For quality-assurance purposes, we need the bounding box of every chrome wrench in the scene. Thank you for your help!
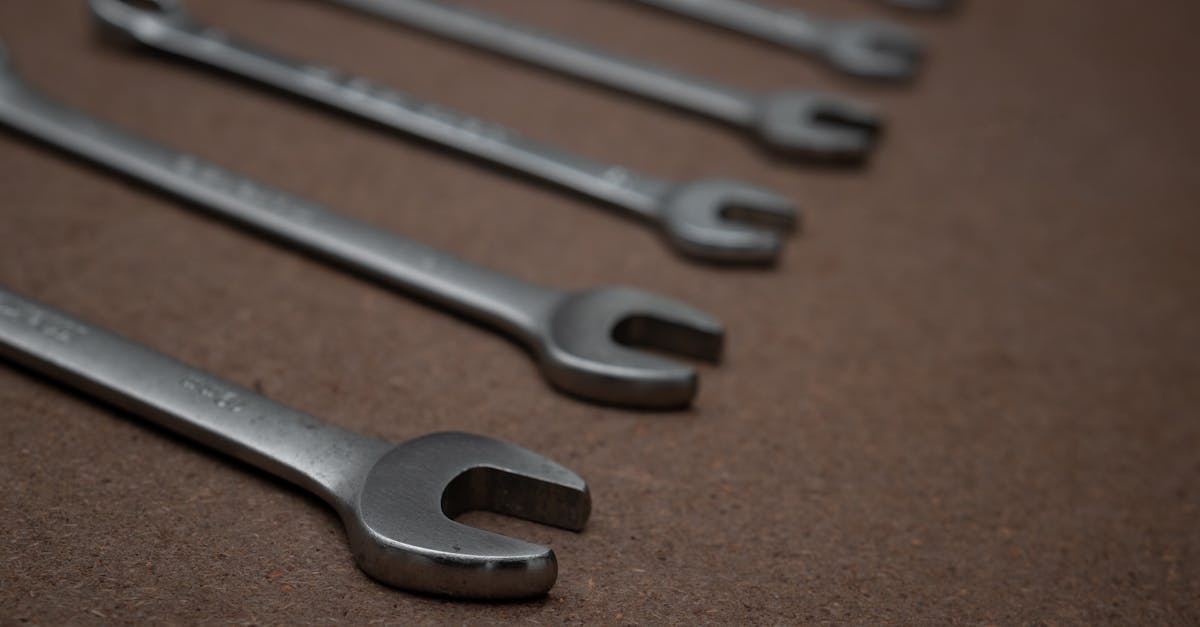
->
[0,284,590,599]
[0,43,723,409]
[634,0,922,81]
[304,0,881,160]
[90,0,798,264]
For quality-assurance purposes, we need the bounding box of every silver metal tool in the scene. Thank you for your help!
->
[635,0,922,81]
[89,0,798,264]
[0,284,590,599]
[0,44,722,408]
[305,0,880,160]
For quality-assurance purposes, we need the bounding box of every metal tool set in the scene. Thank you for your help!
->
[0,0,952,600]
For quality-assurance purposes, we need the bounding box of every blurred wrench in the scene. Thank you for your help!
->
[90,0,798,264]
[0,44,722,408]
[307,0,881,160]
[0,285,590,599]
[635,0,922,81]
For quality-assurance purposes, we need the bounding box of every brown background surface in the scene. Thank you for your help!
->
[1,0,1198,624]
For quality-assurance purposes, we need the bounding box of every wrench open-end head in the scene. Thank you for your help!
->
[820,20,922,81]
[755,91,882,160]
[536,287,723,408]
[657,179,797,263]
[346,432,590,598]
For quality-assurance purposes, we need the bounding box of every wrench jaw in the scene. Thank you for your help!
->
[343,432,590,599]
[822,21,923,81]
[659,179,799,265]
[536,287,724,408]
[754,91,882,162]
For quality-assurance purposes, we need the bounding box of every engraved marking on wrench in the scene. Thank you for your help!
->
[298,64,509,141]
[0,296,90,343]
[172,155,318,223]
[293,64,645,194]
[180,374,245,412]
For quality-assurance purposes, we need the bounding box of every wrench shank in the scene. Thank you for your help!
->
[637,0,823,52]
[328,0,758,126]
[139,18,672,219]
[0,286,388,505]
[0,76,560,344]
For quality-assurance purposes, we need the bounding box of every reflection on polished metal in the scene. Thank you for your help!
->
[0,285,591,599]
[0,43,723,408]
[305,0,881,159]
[88,0,799,264]
[636,0,922,81]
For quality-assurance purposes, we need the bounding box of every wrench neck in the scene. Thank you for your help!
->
[638,0,825,53]
[594,174,674,221]
[344,239,567,345]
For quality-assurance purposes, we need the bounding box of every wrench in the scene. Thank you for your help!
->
[0,44,722,409]
[303,0,881,160]
[634,0,922,81]
[90,0,798,265]
[0,285,590,599]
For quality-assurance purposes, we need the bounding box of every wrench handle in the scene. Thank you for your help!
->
[0,285,388,504]
[326,0,758,126]
[0,65,560,343]
[94,8,671,218]
[636,0,824,52]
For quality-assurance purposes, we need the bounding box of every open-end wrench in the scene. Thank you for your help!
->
[90,0,798,265]
[634,0,922,81]
[0,285,590,599]
[294,0,881,160]
[0,44,722,409]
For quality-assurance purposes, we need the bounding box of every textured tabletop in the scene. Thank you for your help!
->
[1,0,1197,623]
